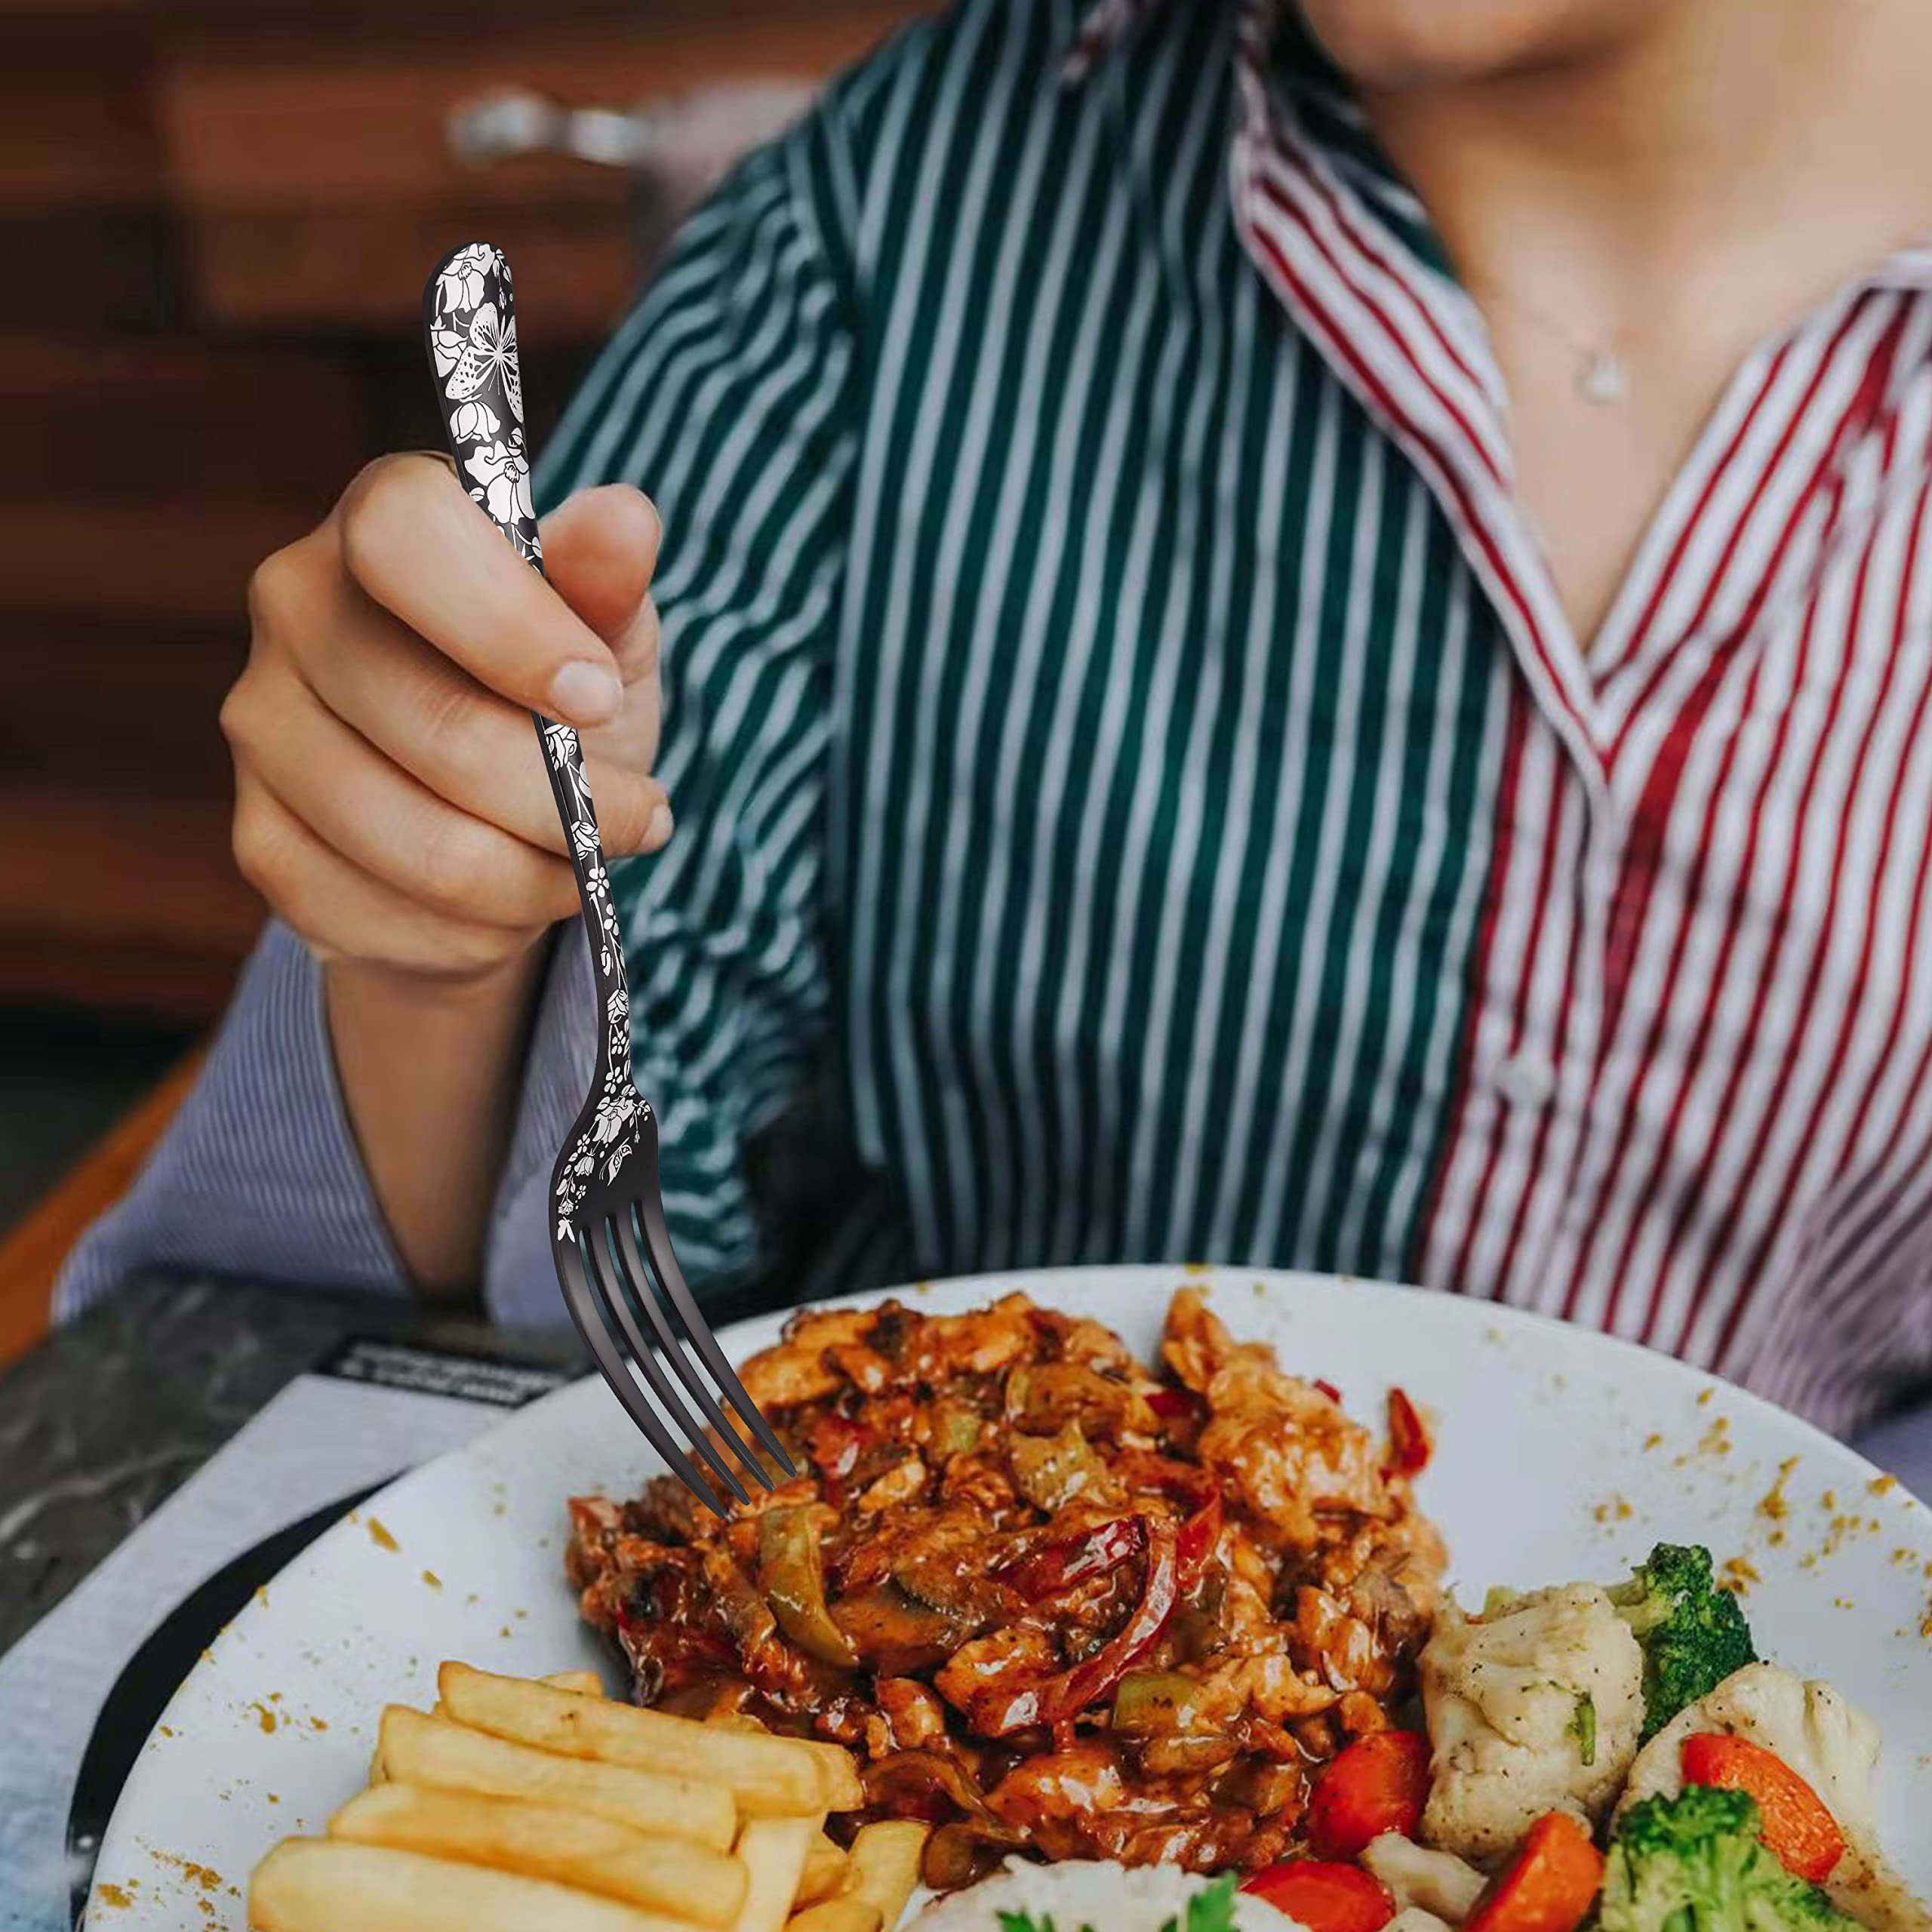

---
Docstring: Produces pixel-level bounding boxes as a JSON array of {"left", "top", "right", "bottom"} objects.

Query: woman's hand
[
  {"left": 223, "top": 455, "right": 671, "bottom": 984},
  {"left": 221, "top": 456, "right": 674, "bottom": 1289}
]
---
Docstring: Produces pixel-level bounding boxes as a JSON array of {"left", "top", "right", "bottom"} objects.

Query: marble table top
[{"left": 0, "top": 1276, "right": 584, "bottom": 1658}]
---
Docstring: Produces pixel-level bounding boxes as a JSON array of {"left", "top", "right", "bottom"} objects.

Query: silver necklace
[{"left": 1474, "top": 281, "right": 1632, "bottom": 406}]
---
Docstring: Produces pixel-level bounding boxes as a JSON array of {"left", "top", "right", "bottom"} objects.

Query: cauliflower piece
[
  {"left": 1614, "top": 1663, "right": 1928, "bottom": 1932},
  {"left": 1387, "top": 1913, "right": 1454, "bottom": 1932},
  {"left": 1362, "top": 1835, "right": 1487, "bottom": 1924},
  {"left": 1419, "top": 1582, "right": 1644, "bottom": 1863}
]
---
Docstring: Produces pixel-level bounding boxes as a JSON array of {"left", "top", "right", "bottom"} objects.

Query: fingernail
[
  {"left": 549, "top": 660, "right": 623, "bottom": 726},
  {"left": 645, "top": 802, "right": 674, "bottom": 848}
]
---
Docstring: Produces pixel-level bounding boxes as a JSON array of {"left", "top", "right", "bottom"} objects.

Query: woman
[{"left": 63, "top": 0, "right": 1932, "bottom": 1468}]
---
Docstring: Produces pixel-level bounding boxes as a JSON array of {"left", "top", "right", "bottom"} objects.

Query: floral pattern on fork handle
[{"left": 422, "top": 242, "right": 647, "bottom": 1249}]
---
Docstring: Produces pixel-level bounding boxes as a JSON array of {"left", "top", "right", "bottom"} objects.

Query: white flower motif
[
  {"left": 571, "top": 818, "right": 602, "bottom": 856},
  {"left": 583, "top": 863, "right": 610, "bottom": 900},
  {"left": 448, "top": 398, "right": 500, "bottom": 442},
  {"left": 607, "top": 986, "right": 629, "bottom": 1022},
  {"left": 605, "top": 1142, "right": 632, "bottom": 1182},
  {"left": 429, "top": 321, "right": 467, "bottom": 382},
  {"left": 463, "top": 437, "right": 533, "bottom": 531},
  {"left": 543, "top": 721, "right": 580, "bottom": 767},
  {"left": 592, "top": 1088, "right": 638, "bottom": 1146},
  {"left": 435, "top": 242, "right": 498, "bottom": 320}
]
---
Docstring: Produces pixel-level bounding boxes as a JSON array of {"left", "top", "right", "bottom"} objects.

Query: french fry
[
  {"left": 732, "top": 1816, "right": 820, "bottom": 1932},
  {"left": 700, "top": 1705, "right": 861, "bottom": 1812},
  {"left": 330, "top": 1783, "right": 749, "bottom": 1926},
  {"left": 440, "top": 1663, "right": 836, "bottom": 1817},
  {"left": 802, "top": 1742, "right": 867, "bottom": 1813},
  {"left": 250, "top": 1839, "right": 715, "bottom": 1932},
  {"left": 377, "top": 1707, "right": 735, "bottom": 1849},
  {"left": 795, "top": 1835, "right": 851, "bottom": 1907},
  {"left": 789, "top": 1899, "right": 884, "bottom": 1932},
  {"left": 546, "top": 1669, "right": 609, "bottom": 1697},
  {"left": 842, "top": 1823, "right": 928, "bottom": 1931}
]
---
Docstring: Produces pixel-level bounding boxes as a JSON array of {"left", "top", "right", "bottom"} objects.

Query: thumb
[{"left": 537, "top": 485, "right": 663, "bottom": 645}]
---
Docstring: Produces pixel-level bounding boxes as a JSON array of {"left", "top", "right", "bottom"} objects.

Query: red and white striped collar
[{"left": 1065, "top": 0, "right": 1932, "bottom": 785}]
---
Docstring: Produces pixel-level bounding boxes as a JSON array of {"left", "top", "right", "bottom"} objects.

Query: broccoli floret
[
  {"left": 1608, "top": 1543, "right": 1756, "bottom": 1740},
  {"left": 1601, "top": 1787, "right": 1855, "bottom": 1932}
]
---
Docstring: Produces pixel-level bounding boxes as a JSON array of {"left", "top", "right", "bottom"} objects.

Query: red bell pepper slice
[
  {"left": 1241, "top": 1863, "right": 1394, "bottom": 1932},
  {"left": 1306, "top": 1728, "right": 1431, "bottom": 1859},
  {"left": 978, "top": 1516, "right": 1180, "bottom": 1734},
  {"left": 1385, "top": 1387, "right": 1431, "bottom": 1478},
  {"left": 1004, "top": 1516, "right": 1147, "bottom": 1600}
]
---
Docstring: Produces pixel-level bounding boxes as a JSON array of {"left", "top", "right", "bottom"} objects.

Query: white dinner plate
[{"left": 85, "top": 1266, "right": 1932, "bottom": 1927}]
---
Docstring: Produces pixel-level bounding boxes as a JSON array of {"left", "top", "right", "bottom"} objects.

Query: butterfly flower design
[{"left": 443, "top": 301, "right": 523, "bottom": 423}]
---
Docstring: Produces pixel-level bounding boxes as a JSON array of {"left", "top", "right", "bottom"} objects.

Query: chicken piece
[
  {"left": 903, "top": 1297, "right": 1041, "bottom": 1382},
  {"left": 1616, "top": 1662, "right": 1929, "bottom": 1932},
  {"left": 1419, "top": 1583, "right": 1644, "bottom": 1863},
  {"left": 740, "top": 1308, "right": 880, "bottom": 1408},
  {"left": 1362, "top": 1835, "right": 1487, "bottom": 1924},
  {"left": 874, "top": 1676, "right": 950, "bottom": 1751},
  {"left": 1166, "top": 1292, "right": 1404, "bottom": 1549}
]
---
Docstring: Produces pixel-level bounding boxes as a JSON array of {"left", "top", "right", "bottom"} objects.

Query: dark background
[{"left": 0, "top": 0, "right": 924, "bottom": 1352}]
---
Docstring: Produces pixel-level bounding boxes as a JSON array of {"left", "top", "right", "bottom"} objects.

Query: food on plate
[
  {"left": 1417, "top": 1583, "right": 1644, "bottom": 1860},
  {"left": 376, "top": 1703, "right": 737, "bottom": 1844},
  {"left": 1240, "top": 1857, "right": 1398, "bottom": 1932},
  {"left": 568, "top": 1289, "right": 1446, "bottom": 1879},
  {"left": 1598, "top": 1786, "right": 1857, "bottom": 1932},
  {"left": 243, "top": 1287, "right": 1926, "bottom": 1932},
  {"left": 1604, "top": 1544, "right": 1758, "bottom": 1743},
  {"left": 246, "top": 1663, "right": 928, "bottom": 1932},
  {"left": 250, "top": 1838, "right": 709, "bottom": 1932},
  {"left": 1306, "top": 1730, "right": 1432, "bottom": 1860},
  {"left": 1358, "top": 1834, "right": 1487, "bottom": 1922},
  {"left": 1458, "top": 1814, "right": 1603, "bottom": 1932},
  {"left": 912, "top": 1864, "right": 1290, "bottom": 1932},
  {"left": 328, "top": 1782, "right": 749, "bottom": 1919},
  {"left": 436, "top": 1660, "right": 863, "bottom": 1814},
  {"left": 1614, "top": 1663, "right": 1929, "bottom": 1930}
]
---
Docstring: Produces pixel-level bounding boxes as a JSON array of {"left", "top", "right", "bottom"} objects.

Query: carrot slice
[
  {"left": 1241, "top": 1861, "right": 1395, "bottom": 1932},
  {"left": 1461, "top": 1814, "right": 1604, "bottom": 1932},
  {"left": 1306, "top": 1730, "right": 1431, "bottom": 1860},
  {"left": 1681, "top": 1732, "right": 1845, "bottom": 1883}
]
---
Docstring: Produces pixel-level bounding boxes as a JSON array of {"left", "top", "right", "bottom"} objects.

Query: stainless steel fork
[{"left": 423, "top": 239, "right": 795, "bottom": 1516}]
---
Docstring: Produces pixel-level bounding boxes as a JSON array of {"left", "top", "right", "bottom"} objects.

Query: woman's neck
[{"left": 1361, "top": 0, "right": 1932, "bottom": 342}]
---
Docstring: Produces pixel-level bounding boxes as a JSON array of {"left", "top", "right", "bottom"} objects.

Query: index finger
[{"left": 337, "top": 455, "right": 624, "bottom": 728}]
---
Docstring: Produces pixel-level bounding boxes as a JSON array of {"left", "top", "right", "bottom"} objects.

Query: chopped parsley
[
  {"left": 998, "top": 1874, "right": 1241, "bottom": 1932},
  {"left": 1570, "top": 1690, "right": 1598, "bottom": 1767}
]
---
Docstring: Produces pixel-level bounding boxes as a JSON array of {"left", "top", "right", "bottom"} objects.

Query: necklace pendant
[{"left": 1579, "top": 352, "right": 1626, "bottom": 405}]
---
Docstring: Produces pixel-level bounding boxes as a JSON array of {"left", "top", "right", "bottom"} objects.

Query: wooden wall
[{"left": 5, "top": 0, "right": 920, "bottom": 1023}]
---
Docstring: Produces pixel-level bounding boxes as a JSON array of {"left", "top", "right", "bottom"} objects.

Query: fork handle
[{"left": 421, "top": 242, "right": 634, "bottom": 1091}]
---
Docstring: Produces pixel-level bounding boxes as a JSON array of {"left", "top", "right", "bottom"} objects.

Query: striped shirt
[{"left": 60, "top": 0, "right": 1932, "bottom": 1442}]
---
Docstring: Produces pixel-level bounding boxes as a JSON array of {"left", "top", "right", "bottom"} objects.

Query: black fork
[{"left": 423, "top": 240, "right": 795, "bottom": 1516}]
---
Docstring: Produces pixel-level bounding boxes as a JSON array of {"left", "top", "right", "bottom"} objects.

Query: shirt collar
[{"left": 1065, "top": 0, "right": 1453, "bottom": 280}]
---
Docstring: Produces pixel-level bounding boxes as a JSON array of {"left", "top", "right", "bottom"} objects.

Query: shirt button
[{"left": 1495, "top": 1049, "right": 1558, "bottom": 1111}]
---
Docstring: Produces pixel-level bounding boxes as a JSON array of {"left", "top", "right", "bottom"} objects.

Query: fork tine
[
  {"left": 583, "top": 1223, "right": 753, "bottom": 1509},
  {"left": 613, "top": 1207, "right": 778, "bottom": 1491},
  {"left": 634, "top": 1186, "right": 798, "bottom": 1479},
  {"left": 552, "top": 1237, "right": 728, "bottom": 1518}
]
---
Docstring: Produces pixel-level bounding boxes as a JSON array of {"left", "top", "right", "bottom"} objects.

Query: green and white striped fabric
[{"left": 536, "top": 0, "right": 1508, "bottom": 1303}]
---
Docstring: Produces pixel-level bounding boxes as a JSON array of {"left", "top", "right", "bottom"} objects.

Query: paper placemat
[{"left": 0, "top": 1340, "right": 572, "bottom": 1932}]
